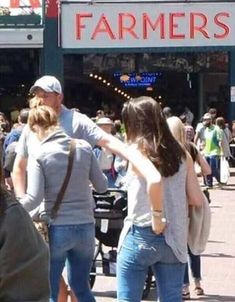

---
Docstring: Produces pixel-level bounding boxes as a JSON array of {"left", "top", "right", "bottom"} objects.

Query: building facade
[{"left": 1, "top": 0, "right": 235, "bottom": 122}]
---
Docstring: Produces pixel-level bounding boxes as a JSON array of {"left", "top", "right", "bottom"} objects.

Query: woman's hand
[{"left": 151, "top": 211, "right": 167, "bottom": 235}]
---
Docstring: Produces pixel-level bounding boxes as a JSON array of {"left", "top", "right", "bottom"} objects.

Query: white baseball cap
[
  {"left": 30, "top": 75, "right": 62, "bottom": 94},
  {"left": 203, "top": 113, "right": 212, "bottom": 120},
  {"left": 96, "top": 117, "right": 113, "bottom": 125}
]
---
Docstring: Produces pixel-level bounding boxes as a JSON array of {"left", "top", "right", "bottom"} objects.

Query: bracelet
[
  {"left": 152, "top": 213, "right": 167, "bottom": 223},
  {"left": 151, "top": 210, "right": 163, "bottom": 217}
]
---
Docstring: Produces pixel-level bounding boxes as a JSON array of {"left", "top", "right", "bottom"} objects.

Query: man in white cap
[{"left": 12, "top": 75, "right": 161, "bottom": 203}]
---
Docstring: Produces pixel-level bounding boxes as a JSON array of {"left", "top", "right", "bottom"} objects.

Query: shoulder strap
[{"left": 50, "top": 139, "right": 76, "bottom": 220}]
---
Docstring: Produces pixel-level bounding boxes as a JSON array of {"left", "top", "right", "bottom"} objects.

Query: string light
[{"left": 88, "top": 74, "right": 130, "bottom": 98}]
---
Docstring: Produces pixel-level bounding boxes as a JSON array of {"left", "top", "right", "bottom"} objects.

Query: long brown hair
[{"left": 121, "top": 96, "right": 186, "bottom": 177}]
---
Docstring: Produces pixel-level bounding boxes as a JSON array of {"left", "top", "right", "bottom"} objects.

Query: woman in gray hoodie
[{"left": 20, "top": 105, "right": 108, "bottom": 302}]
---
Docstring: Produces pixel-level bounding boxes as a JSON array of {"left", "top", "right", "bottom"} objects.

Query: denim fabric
[
  {"left": 184, "top": 247, "right": 201, "bottom": 285},
  {"left": 117, "top": 226, "right": 186, "bottom": 302},
  {"left": 48, "top": 223, "right": 96, "bottom": 302},
  {"left": 205, "top": 155, "right": 220, "bottom": 187}
]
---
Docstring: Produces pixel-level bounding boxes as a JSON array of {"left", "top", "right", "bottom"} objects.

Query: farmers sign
[{"left": 61, "top": 2, "right": 235, "bottom": 48}]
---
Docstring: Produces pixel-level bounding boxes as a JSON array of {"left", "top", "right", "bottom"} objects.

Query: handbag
[
  {"left": 34, "top": 139, "right": 76, "bottom": 242},
  {"left": 188, "top": 195, "right": 211, "bottom": 255},
  {"left": 220, "top": 156, "right": 230, "bottom": 184}
]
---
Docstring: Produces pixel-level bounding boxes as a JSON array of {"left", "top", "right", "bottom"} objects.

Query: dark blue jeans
[
  {"left": 204, "top": 155, "right": 220, "bottom": 187},
  {"left": 184, "top": 247, "right": 201, "bottom": 285}
]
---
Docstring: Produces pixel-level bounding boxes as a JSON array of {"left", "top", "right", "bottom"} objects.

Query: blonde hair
[
  {"left": 167, "top": 116, "right": 186, "bottom": 145},
  {"left": 29, "top": 95, "right": 44, "bottom": 109},
  {"left": 28, "top": 105, "right": 58, "bottom": 133}
]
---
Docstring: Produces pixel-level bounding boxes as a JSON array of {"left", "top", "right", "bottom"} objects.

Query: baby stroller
[{"left": 90, "top": 189, "right": 153, "bottom": 299}]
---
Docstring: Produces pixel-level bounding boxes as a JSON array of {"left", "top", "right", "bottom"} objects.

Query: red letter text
[
  {"left": 118, "top": 13, "right": 139, "bottom": 39},
  {"left": 91, "top": 14, "right": 116, "bottom": 40},
  {"left": 169, "top": 13, "right": 185, "bottom": 39},
  {"left": 214, "top": 12, "right": 230, "bottom": 39},
  {"left": 76, "top": 13, "right": 93, "bottom": 40},
  {"left": 143, "top": 13, "right": 165, "bottom": 39},
  {"left": 190, "top": 13, "right": 210, "bottom": 39}
]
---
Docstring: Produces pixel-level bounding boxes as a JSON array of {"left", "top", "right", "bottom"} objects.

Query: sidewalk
[{"left": 92, "top": 170, "right": 235, "bottom": 301}]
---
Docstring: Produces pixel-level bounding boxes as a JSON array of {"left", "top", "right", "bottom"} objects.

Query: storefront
[
  {"left": 48, "top": 0, "right": 234, "bottom": 122},
  {"left": 2, "top": 0, "right": 235, "bottom": 122},
  {"left": 0, "top": 0, "right": 43, "bottom": 114}
]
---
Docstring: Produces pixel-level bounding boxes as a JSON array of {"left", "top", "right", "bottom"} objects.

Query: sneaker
[
  {"left": 194, "top": 286, "right": 204, "bottom": 296},
  {"left": 182, "top": 287, "right": 190, "bottom": 300}
]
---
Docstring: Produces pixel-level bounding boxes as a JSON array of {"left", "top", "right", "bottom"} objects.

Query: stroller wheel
[
  {"left": 142, "top": 267, "right": 153, "bottom": 299},
  {"left": 89, "top": 263, "right": 96, "bottom": 289}
]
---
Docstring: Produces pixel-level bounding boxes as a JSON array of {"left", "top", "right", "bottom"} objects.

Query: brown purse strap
[{"left": 50, "top": 139, "right": 76, "bottom": 220}]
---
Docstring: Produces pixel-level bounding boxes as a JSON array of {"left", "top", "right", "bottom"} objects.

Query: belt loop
[{"left": 130, "top": 224, "right": 135, "bottom": 234}]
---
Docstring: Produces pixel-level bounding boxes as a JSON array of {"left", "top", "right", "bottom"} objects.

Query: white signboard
[
  {"left": 61, "top": 2, "right": 235, "bottom": 49},
  {"left": 0, "top": 0, "right": 42, "bottom": 26}
]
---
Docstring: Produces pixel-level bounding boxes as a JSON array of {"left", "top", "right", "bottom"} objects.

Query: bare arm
[
  {"left": 186, "top": 152, "right": 204, "bottom": 207},
  {"left": 98, "top": 133, "right": 163, "bottom": 211},
  {"left": 12, "top": 154, "right": 27, "bottom": 198},
  {"left": 196, "top": 151, "right": 211, "bottom": 176},
  {"left": 194, "top": 131, "right": 199, "bottom": 145}
]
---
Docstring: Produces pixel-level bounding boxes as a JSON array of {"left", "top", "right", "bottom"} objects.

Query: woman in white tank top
[{"left": 117, "top": 96, "right": 204, "bottom": 302}]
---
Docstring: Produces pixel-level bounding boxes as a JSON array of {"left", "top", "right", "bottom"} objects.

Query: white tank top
[{"left": 119, "top": 159, "right": 188, "bottom": 263}]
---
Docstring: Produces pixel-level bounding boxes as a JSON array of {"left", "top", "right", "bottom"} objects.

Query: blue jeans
[
  {"left": 205, "top": 155, "right": 220, "bottom": 187},
  {"left": 48, "top": 223, "right": 96, "bottom": 302},
  {"left": 117, "top": 225, "right": 186, "bottom": 302},
  {"left": 184, "top": 247, "right": 201, "bottom": 285}
]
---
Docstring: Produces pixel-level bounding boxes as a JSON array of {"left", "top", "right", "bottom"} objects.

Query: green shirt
[{"left": 203, "top": 125, "right": 222, "bottom": 156}]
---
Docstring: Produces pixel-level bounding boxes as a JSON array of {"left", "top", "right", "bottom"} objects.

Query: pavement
[{"left": 86, "top": 169, "right": 235, "bottom": 301}]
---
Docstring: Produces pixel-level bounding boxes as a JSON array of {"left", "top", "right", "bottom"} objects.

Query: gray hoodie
[{"left": 20, "top": 130, "right": 108, "bottom": 225}]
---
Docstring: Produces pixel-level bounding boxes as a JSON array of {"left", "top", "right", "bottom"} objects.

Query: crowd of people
[{"left": 0, "top": 75, "right": 233, "bottom": 302}]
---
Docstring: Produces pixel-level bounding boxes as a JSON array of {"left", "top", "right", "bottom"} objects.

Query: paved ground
[{"left": 90, "top": 169, "right": 235, "bottom": 302}]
